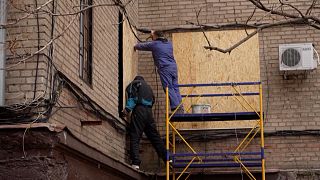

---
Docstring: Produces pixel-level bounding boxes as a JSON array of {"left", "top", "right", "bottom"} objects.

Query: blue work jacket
[{"left": 134, "top": 39, "right": 177, "bottom": 69}]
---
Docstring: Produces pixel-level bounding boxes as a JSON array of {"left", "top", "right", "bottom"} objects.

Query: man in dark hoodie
[
  {"left": 134, "top": 30, "right": 184, "bottom": 113},
  {"left": 122, "top": 76, "right": 167, "bottom": 170}
]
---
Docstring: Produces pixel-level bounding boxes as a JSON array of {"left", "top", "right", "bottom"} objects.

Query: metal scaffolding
[{"left": 165, "top": 82, "right": 265, "bottom": 180}]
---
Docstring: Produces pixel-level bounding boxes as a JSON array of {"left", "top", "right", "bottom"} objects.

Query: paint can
[{"left": 191, "top": 104, "right": 211, "bottom": 113}]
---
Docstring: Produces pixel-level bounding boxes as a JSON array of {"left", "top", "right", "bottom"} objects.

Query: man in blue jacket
[
  {"left": 122, "top": 76, "right": 167, "bottom": 170},
  {"left": 134, "top": 30, "right": 184, "bottom": 113}
]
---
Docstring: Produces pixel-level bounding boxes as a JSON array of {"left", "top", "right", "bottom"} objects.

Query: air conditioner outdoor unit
[{"left": 279, "top": 43, "right": 317, "bottom": 71}]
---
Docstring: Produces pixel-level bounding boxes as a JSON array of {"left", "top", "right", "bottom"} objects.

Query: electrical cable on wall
[
  {"left": 261, "top": 31, "right": 269, "bottom": 123},
  {"left": 1, "top": 2, "right": 127, "bottom": 135},
  {"left": 313, "top": 45, "right": 320, "bottom": 65},
  {"left": 1, "top": 0, "right": 59, "bottom": 124},
  {"left": 33, "top": 0, "right": 40, "bottom": 100}
]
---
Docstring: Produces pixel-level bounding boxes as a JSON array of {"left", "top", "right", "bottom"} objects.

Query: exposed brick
[
  {"left": 8, "top": 85, "right": 20, "bottom": 92},
  {"left": 138, "top": 0, "right": 320, "bottom": 173},
  {"left": 5, "top": 0, "right": 320, "bottom": 176},
  {"left": 21, "top": 70, "right": 33, "bottom": 77},
  {"left": 5, "top": 0, "right": 135, "bottom": 169}
]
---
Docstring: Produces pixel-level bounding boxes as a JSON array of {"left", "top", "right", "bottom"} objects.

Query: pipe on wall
[{"left": 0, "top": 0, "right": 7, "bottom": 106}]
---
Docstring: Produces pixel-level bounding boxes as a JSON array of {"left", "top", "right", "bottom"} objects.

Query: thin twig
[
  {"left": 204, "top": 30, "right": 258, "bottom": 54},
  {"left": 196, "top": 8, "right": 211, "bottom": 47},
  {"left": 279, "top": 0, "right": 305, "bottom": 18},
  {"left": 1, "top": 0, "right": 53, "bottom": 28},
  {"left": 306, "top": 0, "right": 318, "bottom": 15},
  {"left": 2, "top": 15, "right": 78, "bottom": 70},
  {"left": 186, "top": 21, "right": 261, "bottom": 29},
  {"left": 255, "top": 4, "right": 282, "bottom": 24},
  {"left": 204, "top": 18, "right": 306, "bottom": 53},
  {"left": 245, "top": 7, "right": 257, "bottom": 35},
  {"left": 248, "top": 0, "right": 299, "bottom": 18},
  {"left": 45, "top": 3, "right": 118, "bottom": 16}
]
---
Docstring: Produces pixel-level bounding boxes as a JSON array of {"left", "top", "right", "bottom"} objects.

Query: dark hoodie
[{"left": 125, "top": 76, "right": 155, "bottom": 112}]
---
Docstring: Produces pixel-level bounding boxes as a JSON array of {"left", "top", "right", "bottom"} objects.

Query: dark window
[{"left": 79, "top": 0, "right": 93, "bottom": 85}]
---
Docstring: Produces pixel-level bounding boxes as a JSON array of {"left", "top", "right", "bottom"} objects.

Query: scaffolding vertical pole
[
  {"left": 172, "top": 128, "right": 176, "bottom": 180},
  {"left": 166, "top": 87, "right": 170, "bottom": 180},
  {"left": 259, "top": 84, "right": 265, "bottom": 180}
]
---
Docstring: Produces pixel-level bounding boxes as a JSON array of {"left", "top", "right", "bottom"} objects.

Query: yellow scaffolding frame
[{"left": 165, "top": 83, "right": 265, "bottom": 180}]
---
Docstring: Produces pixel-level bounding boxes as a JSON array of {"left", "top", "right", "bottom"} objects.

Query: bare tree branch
[
  {"left": 124, "top": 0, "right": 135, "bottom": 7},
  {"left": 2, "top": 15, "right": 78, "bottom": 70},
  {"left": 310, "top": 23, "right": 320, "bottom": 30},
  {"left": 1, "top": 0, "right": 53, "bottom": 28},
  {"left": 198, "top": 0, "right": 320, "bottom": 53},
  {"left": 306, "top": 0, "right": 318, "bottom": 15},
  {"left": 195, "top": 8, "right": 211, "bottom": 47},
  {"left": 278, "top": 0, "right": 305, "bottom": 17},
  {"left": 204, "top": 18, "right": 307, "bottom": 53},
  {"left": 204, "top": 30, "right": 258, "bottom": 54},
  {"left": 255, "top": 4, "right": 282, "bottom": 24},
  {"left": 42, "top": 3, "right": 118, "bottom": 16},
  {"left": 245, "top": 6, "right": 257, "bottom": 35},
  {"left": 251, "top": 0, "right": 320, "bottom": 25},
  {"left": 185, "top": 21, "right": 261, "bottom": 30},
  {"left": 248, "top": 0, "right": 299, "bottom": 18},
  {"left": 4, "top": 0, "right": 320, "bottom": 56}
]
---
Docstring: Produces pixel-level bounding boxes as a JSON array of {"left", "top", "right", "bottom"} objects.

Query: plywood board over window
[
  {"left": 122, "top": 20, "right": 138, "bottom": 107},
  {"left": 172, "top": 30, "right": 260, "bottom": 129}
]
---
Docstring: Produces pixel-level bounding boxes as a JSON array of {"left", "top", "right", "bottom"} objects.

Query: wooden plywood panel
[
  {"left": 173, "top": 30, "right": 260, "bottom": 129},
  {"left": 123, "top": 20, "right": 138, "bottom": 107}
]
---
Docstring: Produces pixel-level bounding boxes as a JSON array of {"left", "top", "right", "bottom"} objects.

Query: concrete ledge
[
  {"left": 0, "top": 125, "right": 150, "bottom": 180},
  {"left": 57, "top": 129, "right": 149, "bottom": 180}
]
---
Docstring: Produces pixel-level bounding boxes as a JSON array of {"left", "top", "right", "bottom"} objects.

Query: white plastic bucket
[{"left": 191, "top": 104, "right": 211, "bottom": 114}]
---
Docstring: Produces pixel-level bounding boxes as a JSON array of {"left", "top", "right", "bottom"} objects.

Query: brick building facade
[
  {"left": 138, "top": 0, "right": 320, "bottom": 179},
  {"left": 1, "top": 0, "right": 147, "bottom": 179},
  {"left": 1, "top": 0, "right": 320, "bottom": 179}
]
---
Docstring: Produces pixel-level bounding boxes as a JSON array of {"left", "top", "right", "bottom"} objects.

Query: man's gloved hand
[{"left": 121, "top": 108, "right": 130, "bottom": 118}]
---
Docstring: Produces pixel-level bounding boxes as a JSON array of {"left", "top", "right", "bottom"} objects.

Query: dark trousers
[{"left": 129, "top": 105, "right": 167, "bottom": 165}]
